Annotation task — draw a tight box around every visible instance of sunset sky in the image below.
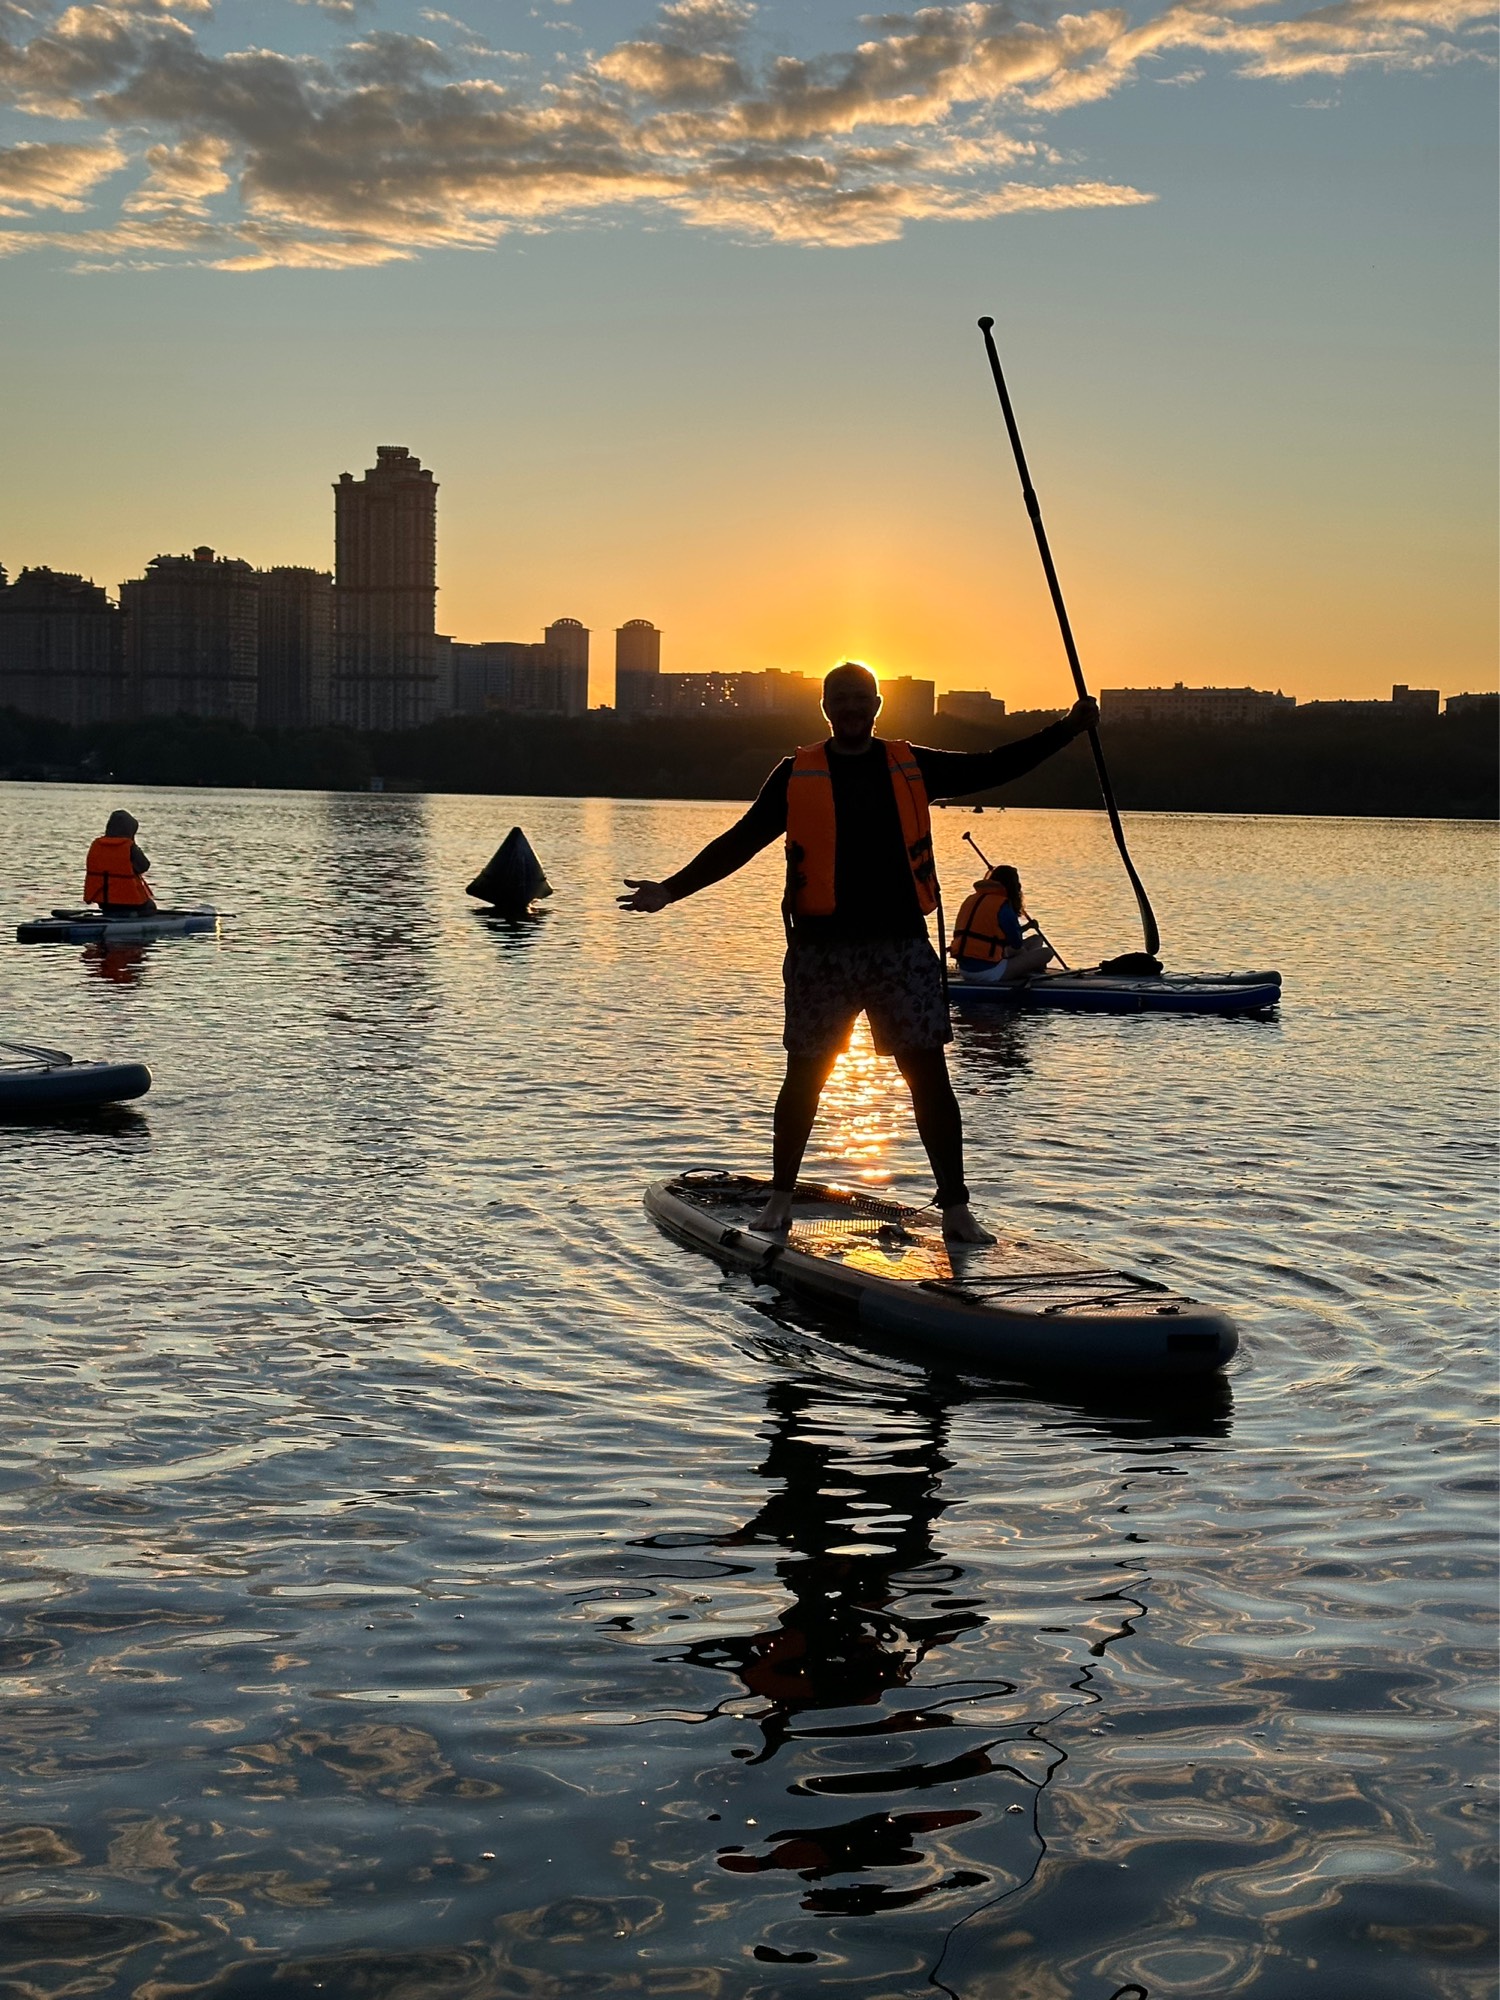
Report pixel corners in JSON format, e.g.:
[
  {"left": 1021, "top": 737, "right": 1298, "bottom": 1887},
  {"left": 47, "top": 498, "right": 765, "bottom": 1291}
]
[{"left": 1, "top": 0, "right": 1494, "bottom": 710}]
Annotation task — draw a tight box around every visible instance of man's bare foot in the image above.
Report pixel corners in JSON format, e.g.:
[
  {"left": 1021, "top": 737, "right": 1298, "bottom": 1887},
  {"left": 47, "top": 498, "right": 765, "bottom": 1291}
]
[
  {"left": 943, "top": 1202, "right": 997, "bottom": 1245},
  {"left": 755, "top": 1190, "right": 794, "bottom": 1233}
]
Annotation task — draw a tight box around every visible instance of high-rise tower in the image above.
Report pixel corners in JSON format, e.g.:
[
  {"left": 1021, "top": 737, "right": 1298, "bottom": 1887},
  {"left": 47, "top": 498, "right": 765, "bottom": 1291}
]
[
  {"left": 120, "top": 547, "right": 259, "bottom": 724},
  {"left": 258, "top": 566, "right": 333, "bottom": 728},
  {"left": 332, "top": 446, "right": 437, "bottom": 731},
  {"left": 542, "top": 617, "right": 589, "bottom": 714},
  {"left": 0, "top": 567, "right": 124, "bottom": 724},
  {"left": 614, "top": 619, "right": 660, "bottom": 714}
]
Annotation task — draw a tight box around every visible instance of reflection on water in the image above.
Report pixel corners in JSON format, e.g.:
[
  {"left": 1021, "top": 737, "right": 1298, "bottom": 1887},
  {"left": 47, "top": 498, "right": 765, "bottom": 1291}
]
[
  {"left": 80, "top": 942, "right": 149, "bottom": 986},
  {"left": 0, "top": 784, "right": 1493, "bottom": 1997},
  {"left": 473, "top": 907, "right": 551, "bottom": 951},
  {"left": 822, "top": 1019, "right": 908, "bottom": 1187}
]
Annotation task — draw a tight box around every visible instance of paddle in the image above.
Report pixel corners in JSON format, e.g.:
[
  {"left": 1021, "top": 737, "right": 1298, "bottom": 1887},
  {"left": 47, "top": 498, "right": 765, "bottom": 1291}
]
[
  {"left": 961, "top": 829, "right": 1072, "bottom": 971},
  {"left": 976, "top": 316, "right": 1162, "bottom": 963},
  {"left": 0, "top": 1037, "right": 72, "bottom": 1067}
]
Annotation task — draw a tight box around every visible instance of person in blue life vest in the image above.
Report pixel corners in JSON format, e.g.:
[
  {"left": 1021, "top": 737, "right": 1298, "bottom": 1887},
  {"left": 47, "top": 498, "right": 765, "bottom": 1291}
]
[
  {"left": 619, "top": 662, "right": 1096, "bottom": 1243},
  {"left": 948, "top": 862, "right": 1054, "bottom": 984}
]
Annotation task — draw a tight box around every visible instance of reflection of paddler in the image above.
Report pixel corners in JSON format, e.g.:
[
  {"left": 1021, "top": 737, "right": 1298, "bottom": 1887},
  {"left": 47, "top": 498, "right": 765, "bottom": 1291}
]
[
  {"left": 679, "top": 1377, "right": 982, "bottom": 1750},
  {"left": 673, "top": 1376, "right": 995, "bottom": 1911},
  {"left": 82, "top": 945, "right": 149, "bottom": 987},
  {"left": 84, "top": 810, "right": 156, "bottom": 916},
  {"left": 717, "top": 1804, "right": 981, "bottom": 1910}
]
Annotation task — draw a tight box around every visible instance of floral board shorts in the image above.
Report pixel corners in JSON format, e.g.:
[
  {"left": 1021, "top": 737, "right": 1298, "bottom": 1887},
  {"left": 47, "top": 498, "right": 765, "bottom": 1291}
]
[{"left": 782, "top": 936, "right": 951, "bottom": 1059}]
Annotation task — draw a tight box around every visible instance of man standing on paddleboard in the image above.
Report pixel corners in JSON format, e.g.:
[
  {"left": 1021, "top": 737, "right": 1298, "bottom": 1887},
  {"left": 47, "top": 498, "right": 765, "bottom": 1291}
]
[{"left": 619, "top": 662, "right": 1096, "bottom": 1243}]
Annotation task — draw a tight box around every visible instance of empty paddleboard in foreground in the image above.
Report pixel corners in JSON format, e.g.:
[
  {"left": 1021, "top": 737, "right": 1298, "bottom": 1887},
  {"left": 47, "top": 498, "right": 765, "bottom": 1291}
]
[
  {"left": 0, "top": 1052, "right": 151, "bottom": 1112},
  {"left": 646, "top": 1171, "right": 1238, "bottom": 1378}
]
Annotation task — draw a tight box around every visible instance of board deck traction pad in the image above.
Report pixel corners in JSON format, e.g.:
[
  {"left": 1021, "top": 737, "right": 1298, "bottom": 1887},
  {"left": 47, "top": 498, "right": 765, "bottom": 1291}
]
[
  {"left": 666, "top": 1170, "right": 1190, "bottom": 1316},
  {"left": 649, "top": 1171, "right": 1237, "bottom": 1373}
]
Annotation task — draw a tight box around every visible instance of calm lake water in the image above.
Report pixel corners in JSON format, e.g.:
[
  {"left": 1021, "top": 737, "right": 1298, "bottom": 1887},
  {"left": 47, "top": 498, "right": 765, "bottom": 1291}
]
[{"left": 0, "top": 781, "right": 1495, "bottom": 2000}]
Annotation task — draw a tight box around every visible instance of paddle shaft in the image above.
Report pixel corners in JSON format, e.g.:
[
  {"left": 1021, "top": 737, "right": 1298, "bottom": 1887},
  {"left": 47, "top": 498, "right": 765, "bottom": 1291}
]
[{"left": 976, "top": 317, "right": 1160, "bottom": 960}]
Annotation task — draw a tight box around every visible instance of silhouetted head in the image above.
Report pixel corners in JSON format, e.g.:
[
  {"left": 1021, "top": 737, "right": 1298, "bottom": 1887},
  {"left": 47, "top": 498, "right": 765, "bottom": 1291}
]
[
  {"left": 821, "top": 661, "right": 881, "bottom": 748},
  {"left": 105, "top": 810, "right": 139, "bottom": 838},
  {"left": 988, "top": 863, "right": 1024, "bottom": 912}
]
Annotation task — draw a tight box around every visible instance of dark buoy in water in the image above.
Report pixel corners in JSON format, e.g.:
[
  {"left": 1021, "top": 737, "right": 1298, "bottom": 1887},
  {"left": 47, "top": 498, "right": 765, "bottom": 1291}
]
[{"left": 466, "top": 827, "right": 552, "bottom": 916}]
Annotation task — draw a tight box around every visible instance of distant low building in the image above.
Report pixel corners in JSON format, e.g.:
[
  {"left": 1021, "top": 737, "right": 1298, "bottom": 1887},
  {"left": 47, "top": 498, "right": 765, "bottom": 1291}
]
[
  {"left": 1301, "top": 685, "right": 1445, "bottom": 717},
  {"left": 432, "top": 633, "right": 456, "bottom": 716},
  {"left": 1102, "top": 682, "right": 1296, "bottom": 726},
  {"left": 121, "top": 547, "right": 259, "bottom": 725},
  {"left": 725, "top": 669, "right": 819, "bottom": 717},
  {"left": 628, "top": 668, "right": 824, "bottom": 724},
  {"left": 938, "top": 689, "right": 1006, "bottom": 727},
  {"left": 0, "top": 566, "right": 123, "bottom": 724},
  {"left": 876, "top": 675, "right": 936, "bottom": 739},
  {"left": 1445, "top": 691, "right": 1499, "bottom": 720},
  {"left": 452, "top": 633, "right": 588, "bottom": 716},
  {"left": 627, "top": 665, "right": 926, "bottom": 729},
  {"left": 651, "top": 671, "right": 738, "bottom": 716},
  {"left": 627, "top": 667, "right": 820, "bottom": 722},
  {"left": 1391, "top": 683, "right": 1440, "bottom": 716},
  {"left": 1298, "top": 699, "right": 1389, "bottom": 714}
]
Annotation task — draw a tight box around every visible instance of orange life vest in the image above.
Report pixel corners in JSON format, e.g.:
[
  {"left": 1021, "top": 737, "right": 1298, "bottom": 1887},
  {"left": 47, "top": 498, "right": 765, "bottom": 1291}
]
[
  {"left": 948, "top": 881, "right": 1015, "bottom": 965},
  {"left": 784, "top": 739, "right": 938, "bottom": 919},
  {"left": 84, "top": 835, "right": 151, "bottom": 908}
]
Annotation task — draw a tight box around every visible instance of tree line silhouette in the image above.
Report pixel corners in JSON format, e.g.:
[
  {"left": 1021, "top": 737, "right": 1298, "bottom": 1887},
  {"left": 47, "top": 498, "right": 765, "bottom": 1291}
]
[{"left": 0, "top": 704, "right": 1493, "bottom": 818}]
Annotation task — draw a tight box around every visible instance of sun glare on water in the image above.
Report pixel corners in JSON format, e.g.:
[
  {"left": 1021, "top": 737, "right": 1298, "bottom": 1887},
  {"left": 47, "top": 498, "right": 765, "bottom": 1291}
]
[{"left": 821, "top": 1016, "right": 902, "bottom": 1187}]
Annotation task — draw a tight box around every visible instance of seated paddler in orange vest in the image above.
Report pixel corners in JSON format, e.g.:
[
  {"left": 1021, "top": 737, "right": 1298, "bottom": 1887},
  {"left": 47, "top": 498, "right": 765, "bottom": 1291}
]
[
  {"left": 619, "top": 661, "right": 1097, "bottom": 1243},
  {"left": 949, "top": 863, "right": 1054, "bottom": 984},
  {"left": 84, "top": 810, "right": 157, "bottom": 917}
]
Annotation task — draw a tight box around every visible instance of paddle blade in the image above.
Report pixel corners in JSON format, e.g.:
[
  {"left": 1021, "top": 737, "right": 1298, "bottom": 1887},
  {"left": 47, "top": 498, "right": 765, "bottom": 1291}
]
[{"left": 1097, "top": 951, "right": 1163, "bottom": 976}]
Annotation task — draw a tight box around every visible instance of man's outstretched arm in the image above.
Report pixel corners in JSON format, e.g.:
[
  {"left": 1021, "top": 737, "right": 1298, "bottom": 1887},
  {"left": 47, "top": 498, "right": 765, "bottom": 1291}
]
[
  {"left": 915, "top": 696, "right": 1098, "bottom": 800},
  {"left": 619, "top": 761, "right": 791, "bottom": 913}
]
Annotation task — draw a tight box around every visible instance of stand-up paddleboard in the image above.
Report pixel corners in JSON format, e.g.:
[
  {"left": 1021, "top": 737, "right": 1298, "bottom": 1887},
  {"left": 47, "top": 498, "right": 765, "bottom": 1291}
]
[
  {"left": 951, "top": 967, "right": 1281, "bottom": 1016},
  {"left": 16, "top": 907, "right": 218, "bottom": 945},
  {"left": 646, "top": 1172, "right": 1237, "bottom": 1378},
  {"left": 0, "top": 1040, "right": 151, "bottom": 1112}
]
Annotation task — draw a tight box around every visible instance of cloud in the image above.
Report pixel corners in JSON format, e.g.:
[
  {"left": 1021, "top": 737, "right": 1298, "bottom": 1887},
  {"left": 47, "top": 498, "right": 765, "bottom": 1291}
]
[
  {"left": 0, "top": 133, "right": 124, "bottom": 209},
  {"left": 0, "top": 0, "right": 1489, "bottom": 266},
  {"left": 0, "top": 5, "right": 177, "bottom": 117},
  {"left": 122, "top": 129, "right": 228, "bottom": 210}
]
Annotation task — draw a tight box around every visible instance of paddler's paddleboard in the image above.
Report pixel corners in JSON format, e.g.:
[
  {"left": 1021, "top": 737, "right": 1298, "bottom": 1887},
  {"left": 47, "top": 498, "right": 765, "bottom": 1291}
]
[
  {"left": 646, "top": 1171, "right": 1237, "bottom": 1378},
  {"left": 16, "top": 907, "right": 219, "bottom": 945},
  {"left": 951, "top": 968, "right": 1281, "bottom": 1016}
]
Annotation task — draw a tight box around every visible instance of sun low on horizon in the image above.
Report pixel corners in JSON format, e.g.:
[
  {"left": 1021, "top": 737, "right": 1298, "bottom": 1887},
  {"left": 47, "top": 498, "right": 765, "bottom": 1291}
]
[{"left": 1, "top": 0, "right": 1494, "bottom": 711}]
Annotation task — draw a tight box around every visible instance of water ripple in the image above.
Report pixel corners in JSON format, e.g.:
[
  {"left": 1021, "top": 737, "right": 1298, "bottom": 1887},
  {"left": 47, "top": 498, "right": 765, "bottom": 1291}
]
[{"left": 0, "top": 788, "right": 1493, "bottom": 1996}]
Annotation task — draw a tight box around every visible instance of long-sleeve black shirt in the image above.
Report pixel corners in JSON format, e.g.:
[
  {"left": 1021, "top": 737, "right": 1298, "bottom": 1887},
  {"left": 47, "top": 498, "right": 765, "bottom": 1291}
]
[{"left": 662, "top": 720, "right": 1076, "bottom": 941}]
